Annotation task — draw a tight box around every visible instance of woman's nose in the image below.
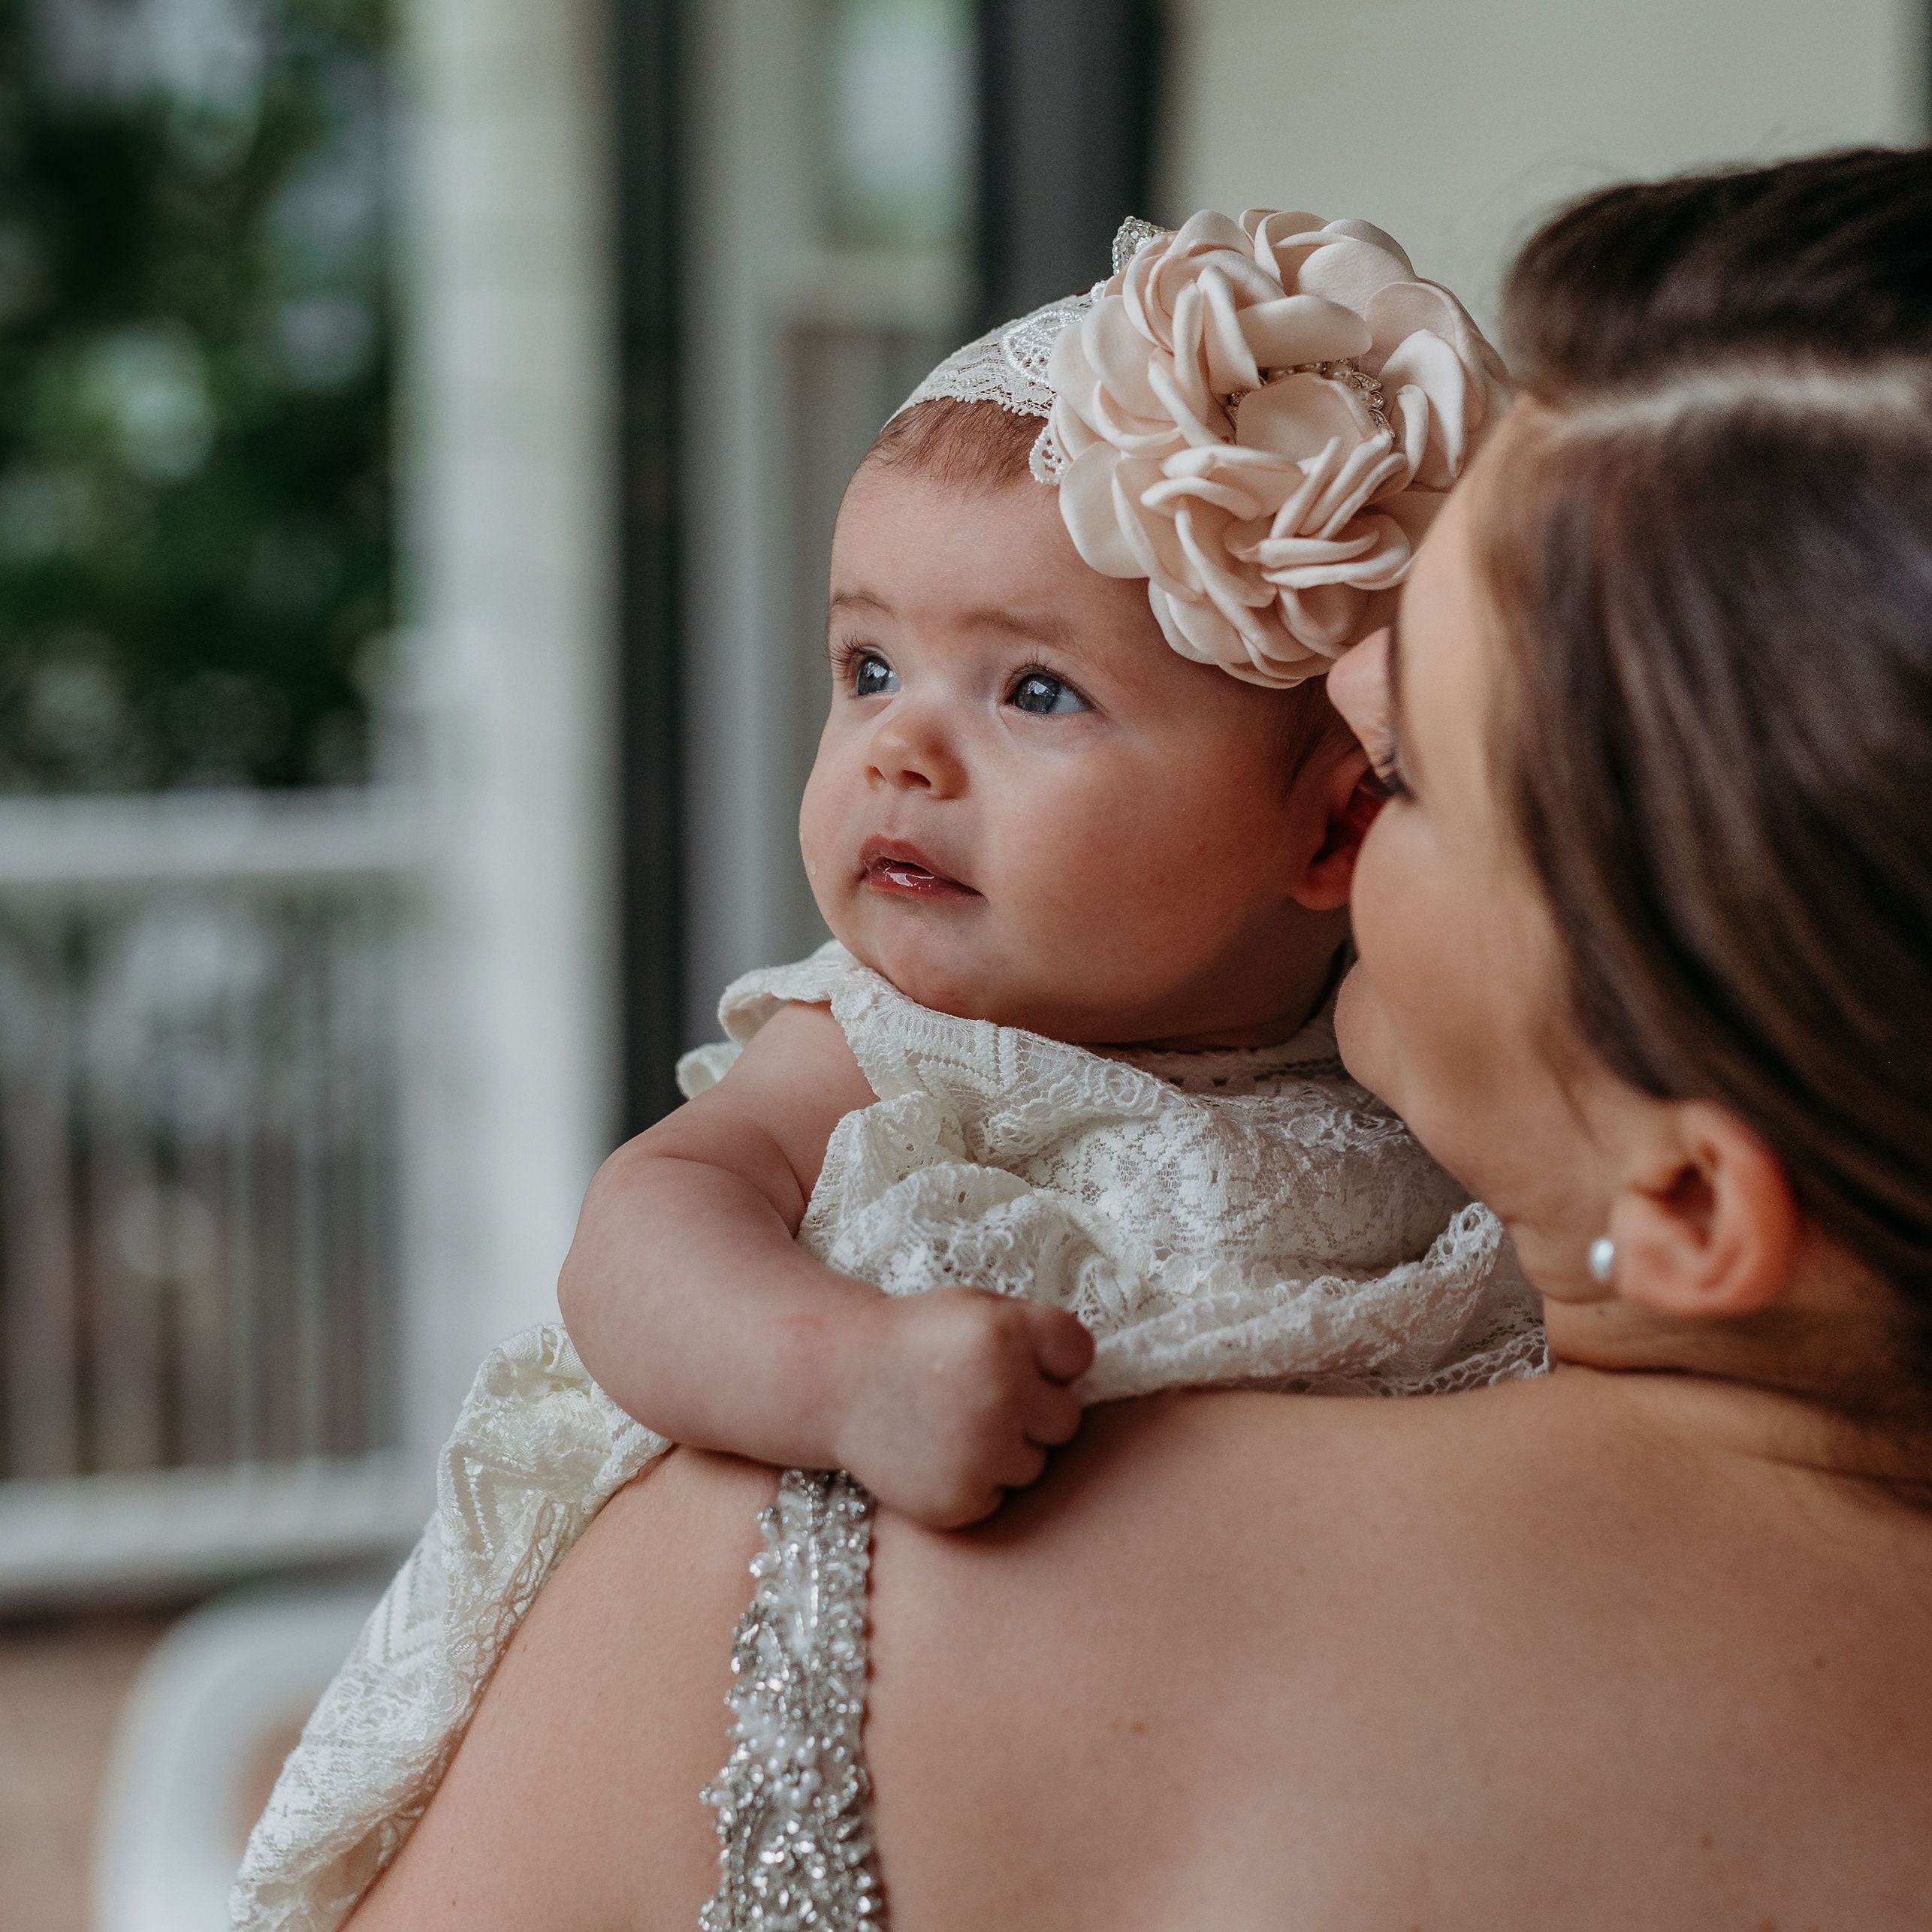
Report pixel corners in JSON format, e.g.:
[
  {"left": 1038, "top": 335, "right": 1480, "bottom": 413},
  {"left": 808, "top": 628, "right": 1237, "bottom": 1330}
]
[{"left": 865, "top": 701, "right": 965, "bottom": 795}]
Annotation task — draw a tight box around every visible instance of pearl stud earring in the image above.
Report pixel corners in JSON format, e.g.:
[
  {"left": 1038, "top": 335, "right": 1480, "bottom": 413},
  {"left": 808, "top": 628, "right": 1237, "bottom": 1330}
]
[{"left": 1587, "top": 1236, "right": 1617, "bottom": 1285}]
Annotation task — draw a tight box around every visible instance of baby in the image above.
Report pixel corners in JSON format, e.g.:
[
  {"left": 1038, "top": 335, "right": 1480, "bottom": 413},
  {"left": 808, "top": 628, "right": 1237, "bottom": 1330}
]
[
  {"left": 561, "top": 209, "right": 1537, "bottom": 1527},
  {"left": 232, "top": 210, "right": 1543, "bottom": 1930}
]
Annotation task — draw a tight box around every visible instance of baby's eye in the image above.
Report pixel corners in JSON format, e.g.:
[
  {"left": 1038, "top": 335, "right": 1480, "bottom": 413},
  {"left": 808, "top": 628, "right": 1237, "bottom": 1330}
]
[
  {"left": 853, "top": 653, "right": 898, "bottom": 698},
  {"left": 1010, "top": 672, "right": 1091, "bottom": 716}
]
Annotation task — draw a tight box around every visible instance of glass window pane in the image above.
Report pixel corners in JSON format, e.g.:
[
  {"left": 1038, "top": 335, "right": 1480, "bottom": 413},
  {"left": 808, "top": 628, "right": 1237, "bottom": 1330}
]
[{"left": 0, "top": 0, "right": 394, "bottom": 792}]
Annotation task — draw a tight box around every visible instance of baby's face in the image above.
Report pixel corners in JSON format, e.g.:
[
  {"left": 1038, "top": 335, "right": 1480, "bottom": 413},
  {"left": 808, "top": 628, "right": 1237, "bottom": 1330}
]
[{"left": 799, "top": 462, "right": 1354, "bottom": 1045}]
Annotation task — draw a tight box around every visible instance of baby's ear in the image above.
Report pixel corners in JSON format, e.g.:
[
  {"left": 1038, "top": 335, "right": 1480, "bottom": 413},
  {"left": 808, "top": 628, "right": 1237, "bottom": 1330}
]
[{"left": 1288, "top": 728, "right": 1378, "bottom": 911}]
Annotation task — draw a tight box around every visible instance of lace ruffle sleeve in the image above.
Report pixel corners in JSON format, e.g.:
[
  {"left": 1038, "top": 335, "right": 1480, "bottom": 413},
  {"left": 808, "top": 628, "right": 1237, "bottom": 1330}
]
[{"left": 230, "top": 1327, "right": 667, "bottom": 1931}]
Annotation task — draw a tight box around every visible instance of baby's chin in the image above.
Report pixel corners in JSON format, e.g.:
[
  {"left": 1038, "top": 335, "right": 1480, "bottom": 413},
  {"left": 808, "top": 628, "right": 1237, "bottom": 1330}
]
[
  {"left": 828, "top": 902, "right": 1106, "bottom": 1034},
  {"left": 832, "top": 916, "right": 1028, "bottom": 1027}
]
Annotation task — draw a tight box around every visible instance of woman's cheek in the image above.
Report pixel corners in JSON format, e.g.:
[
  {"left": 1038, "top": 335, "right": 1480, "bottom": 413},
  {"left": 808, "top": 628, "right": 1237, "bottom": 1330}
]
[
  {"left": 1333, "top": 960, "right": 1394, "bottom": 1099},
  {"left": 1335, "top": 819, "right": 1456, "bottom": 1129}
]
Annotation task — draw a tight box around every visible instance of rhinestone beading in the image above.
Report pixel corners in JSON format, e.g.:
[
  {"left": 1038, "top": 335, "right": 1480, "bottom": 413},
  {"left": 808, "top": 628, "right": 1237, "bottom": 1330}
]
[
  {"left": 700, "top": 1470, "right": 884, "bottom": 1931},
  {"left": 1111, "top": 214, "right": 1166, "bottom": 274}
]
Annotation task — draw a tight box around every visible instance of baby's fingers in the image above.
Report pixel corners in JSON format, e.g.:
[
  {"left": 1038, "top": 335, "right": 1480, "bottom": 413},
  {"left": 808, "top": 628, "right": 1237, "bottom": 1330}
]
[
  {"left": 996, "top": 1436, "right": 1049, "bottom": 1493},
  {"left": 1024, "top": 1378, "right": 1084, "bottom": 1449},
  {"left": 1022, "top": 1305, "right": 1094, "bottom": 1384}
]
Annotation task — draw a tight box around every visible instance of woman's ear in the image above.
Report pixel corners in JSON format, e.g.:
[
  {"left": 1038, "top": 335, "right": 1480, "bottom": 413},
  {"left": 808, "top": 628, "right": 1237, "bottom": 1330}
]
[
  {"left": 1603, "top": 1102, "right": 1798, "bottom": 1321},
  {"left": 1289, "top": 735, "right": 1381, "bottom": 912}
]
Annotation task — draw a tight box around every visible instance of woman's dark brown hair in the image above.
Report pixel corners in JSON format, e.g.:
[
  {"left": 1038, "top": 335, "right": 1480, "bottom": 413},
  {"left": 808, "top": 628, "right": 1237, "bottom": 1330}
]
[{"left": 1489, "top": 146, "right": 1932, "bottom": 1408}]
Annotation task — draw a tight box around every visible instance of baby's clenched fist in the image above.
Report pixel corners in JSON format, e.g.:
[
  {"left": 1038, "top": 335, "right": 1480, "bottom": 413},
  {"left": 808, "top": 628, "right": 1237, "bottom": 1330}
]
[{"left": 832, "top": 1287, "right": 1094, "bottom": 1527}]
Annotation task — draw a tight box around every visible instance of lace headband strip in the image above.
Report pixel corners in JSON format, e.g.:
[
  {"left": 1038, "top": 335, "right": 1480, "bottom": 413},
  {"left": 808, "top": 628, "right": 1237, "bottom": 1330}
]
[{"left": 895, "top": 210, "right": 1510, "bottom": 688}]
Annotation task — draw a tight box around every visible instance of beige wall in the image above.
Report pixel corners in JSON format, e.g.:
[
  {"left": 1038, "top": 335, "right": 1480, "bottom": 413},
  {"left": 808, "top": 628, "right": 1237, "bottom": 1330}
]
[{"left": 1164, "top": 0, "right": 1926, "bottom": 332}]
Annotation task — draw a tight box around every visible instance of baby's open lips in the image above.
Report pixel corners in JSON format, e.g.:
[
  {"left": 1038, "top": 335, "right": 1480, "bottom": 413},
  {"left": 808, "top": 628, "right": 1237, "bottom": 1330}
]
[{"left": 859, "top": 836, "right": 980, "bottom": 900}]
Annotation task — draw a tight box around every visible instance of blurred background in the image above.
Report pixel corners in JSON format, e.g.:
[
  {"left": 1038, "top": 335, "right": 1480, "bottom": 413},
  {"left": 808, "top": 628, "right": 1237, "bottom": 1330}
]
[{"left": 0, "top": 0, "right": 1921, "bottom": 1924}]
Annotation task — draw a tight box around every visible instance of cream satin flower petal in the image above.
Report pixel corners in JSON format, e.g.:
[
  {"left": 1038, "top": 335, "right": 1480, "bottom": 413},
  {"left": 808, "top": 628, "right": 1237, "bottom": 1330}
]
[
  {"left": 1254, "top": 512, "right": 1411, "bottom": 590},
  {"left": 1294, "top": 236, "right": 1417, "bottom": 315},
  {"left": 1167, "top": 208, "right": 1253, "bottom": 255},
  {"left": 1360, "top": 279, "right": 1464, "bottom": 361},
  {"left": 1164, "top": 285, "right": 1222, "bottom": 432},
  {"left": 1142, "top": 468, "right": 1271, "bottom": 522},
  {"left": 1046, "top": 309, "right": 1105, "bottom": 418},
  {"left": 1058, "top": 445, "right": 1144, "bottom": 578},
  {"left": 1110, "top": 460, "right": 1194, "bottom": 593},
  {"left": 1050, "top": 394, "right": 1103, "bottom": 462},
  {"left": 1175, "top": 504, "right": 1274, "bottom": 623},
  {"left": 1318, "top": 219, "right": 1416, "bottom": 276},
  {"left": 1387, "top": 381, "right": 1432, "bottom": 482},
  {"left": 1279, "top": 579, "right": 1369, "bottom": 654},
  {"left": 1233, "top": 373, "right": 1366, "bottom": 463},
  {"left": 1146, "top": 351, "right": 1230, "bottom": 451},
  {"left": 1198, "top": 267, "right": 1263, "bottom": 396},
  {"left": 1236, "top": 294, "right": 1372, "bottom": 370},
  {"left": 1146, "top": 582, "right": 1227, "bottom": 666},
  {"left": 1243, "top": 211, "right": 1336, "bottom": 288},
  {"left": 1153, "top": 576, "right": 1267, "bottom": 677},
  {"left": 1123, "top": 213, "right": 1257, "bottom": 345},
  {"left": 1242, "top": 207, "right": 1328, "bottom": 250},
  {"left": 1236, "top": 207, "right": 1329, "bottom": 240},
  {"left": 1236, "top": 521, "right": 1389, "bottom": 576},
  {"left": 1378, "top": 329, "right": 1472, "bottom": 488},
  {"left": 1302, "top": 435, "right": 1408, "bottom": 535},
  {"left": 1080, "top": 297, "right": 1164, "bottom": 417},
  {"left": 1091, "top": 373, "right": 1190, "bottom": 459}
]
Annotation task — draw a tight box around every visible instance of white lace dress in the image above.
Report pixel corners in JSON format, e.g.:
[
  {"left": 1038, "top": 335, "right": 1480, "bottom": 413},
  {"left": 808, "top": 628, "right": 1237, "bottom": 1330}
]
[{"left": 231, "top": 943, "right": 1544, "bottom": 1931}]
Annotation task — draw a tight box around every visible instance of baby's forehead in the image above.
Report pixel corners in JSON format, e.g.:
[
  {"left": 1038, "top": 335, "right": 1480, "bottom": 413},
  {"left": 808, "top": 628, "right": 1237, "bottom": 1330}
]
[{"left": 833, "top": 466, "right": 1153, "bottom": 646}]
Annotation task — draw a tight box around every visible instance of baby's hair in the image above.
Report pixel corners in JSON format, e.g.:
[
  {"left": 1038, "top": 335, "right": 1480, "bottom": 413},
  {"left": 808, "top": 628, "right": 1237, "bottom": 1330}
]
[
  {"left": 857, "top": 395, "right": 1348, "bottom": 792},
  {"left": 864, "top": 395, "right": 1043, "bottom": 491}
]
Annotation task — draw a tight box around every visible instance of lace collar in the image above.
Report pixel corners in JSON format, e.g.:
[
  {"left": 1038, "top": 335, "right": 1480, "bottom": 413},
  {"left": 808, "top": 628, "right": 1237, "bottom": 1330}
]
[{"left": 1104, "top": 996, "right": 1349, "bottom": 1095}]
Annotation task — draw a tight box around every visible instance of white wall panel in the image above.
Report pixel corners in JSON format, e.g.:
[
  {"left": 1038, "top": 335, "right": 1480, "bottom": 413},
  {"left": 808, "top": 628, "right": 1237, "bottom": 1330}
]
[
  {"left": 1164, "top": 0, "right": 1926, "bottom": 332},
  {"left": 403, "top": 0, "right": 618, "bottom": 1397}
]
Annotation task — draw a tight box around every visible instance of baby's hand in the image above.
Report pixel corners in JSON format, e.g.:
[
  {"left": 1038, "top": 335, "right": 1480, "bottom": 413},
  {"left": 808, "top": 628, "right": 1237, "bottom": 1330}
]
[{"left": 835, "top": 1289, "right": 1095, "bottom": 1528}]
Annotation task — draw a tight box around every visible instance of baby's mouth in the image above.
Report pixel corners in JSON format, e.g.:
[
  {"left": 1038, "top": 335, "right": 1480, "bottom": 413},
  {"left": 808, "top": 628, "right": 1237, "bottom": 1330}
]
[{"left": 859, "top": 836, "right": 979, "bottom": 901}]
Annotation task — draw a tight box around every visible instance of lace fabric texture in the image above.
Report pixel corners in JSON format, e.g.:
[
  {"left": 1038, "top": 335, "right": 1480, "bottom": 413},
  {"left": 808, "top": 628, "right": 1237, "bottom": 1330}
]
[
  {"left": 696, "top": 943, "right": 1542, "bottom": 1403},
  {"left": 701, "top": 1472, "right": 883, "bottom": 1930},
  {"left": 228, "top": 1330, "right": 670, "bottom": 1930},
  {"left": 232, "top": 942, "right": 1544, "bottom": 1930}
]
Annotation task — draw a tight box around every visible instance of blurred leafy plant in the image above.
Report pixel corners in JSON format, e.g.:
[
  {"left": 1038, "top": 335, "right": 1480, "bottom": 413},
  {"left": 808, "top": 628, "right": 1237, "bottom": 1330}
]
[{"left": 0, "top": 0, "right": 392, "bottom": 790}]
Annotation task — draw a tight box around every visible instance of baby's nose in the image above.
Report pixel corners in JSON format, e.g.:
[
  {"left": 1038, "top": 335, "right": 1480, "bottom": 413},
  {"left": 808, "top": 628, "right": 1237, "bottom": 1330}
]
[{"left": 867, "top": 706, "right": 965, "bottom": 795}]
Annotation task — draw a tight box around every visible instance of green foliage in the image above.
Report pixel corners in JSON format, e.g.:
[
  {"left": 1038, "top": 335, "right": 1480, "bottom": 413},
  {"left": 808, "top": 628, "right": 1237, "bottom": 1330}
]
[{"left": 0, "top": 0, "right": 392, "bottom": 790}]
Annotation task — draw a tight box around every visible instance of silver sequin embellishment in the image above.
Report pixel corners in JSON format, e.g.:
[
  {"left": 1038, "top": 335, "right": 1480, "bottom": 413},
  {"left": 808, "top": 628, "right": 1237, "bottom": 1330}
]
[
  {"left": 1112, "top": 214, "right": 1166, "bottom": 273},
  {"left": 701, "top": 1470, "right": 885, "bottom": 1930}
]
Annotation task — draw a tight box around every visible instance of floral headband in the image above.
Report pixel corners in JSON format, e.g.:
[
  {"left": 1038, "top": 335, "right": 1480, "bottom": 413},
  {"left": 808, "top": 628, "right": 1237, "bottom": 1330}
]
[{"left": 895, "top": 210, "right": 1510, "bottom": 687}]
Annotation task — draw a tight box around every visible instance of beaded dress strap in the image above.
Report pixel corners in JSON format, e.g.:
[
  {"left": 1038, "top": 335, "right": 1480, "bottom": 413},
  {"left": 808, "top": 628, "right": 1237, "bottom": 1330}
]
[{"left": 702, "top": 1470, "right": 886, "bottom": 1930}]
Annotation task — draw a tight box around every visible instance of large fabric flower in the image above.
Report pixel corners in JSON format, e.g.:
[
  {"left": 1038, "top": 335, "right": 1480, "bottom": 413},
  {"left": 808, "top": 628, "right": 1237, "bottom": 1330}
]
[{"left": 1046, "top": 210, "right": 1510, "bottom": 686}]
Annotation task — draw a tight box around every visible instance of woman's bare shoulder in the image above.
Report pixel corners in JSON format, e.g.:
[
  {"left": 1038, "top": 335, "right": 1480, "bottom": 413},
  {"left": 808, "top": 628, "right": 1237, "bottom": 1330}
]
[
  {"left": 862, "top": 1378, "right": 1932, "bottom": 1930},
  {"left": 349, "top": 1379, "right": 1932, "bottom": 1932}
]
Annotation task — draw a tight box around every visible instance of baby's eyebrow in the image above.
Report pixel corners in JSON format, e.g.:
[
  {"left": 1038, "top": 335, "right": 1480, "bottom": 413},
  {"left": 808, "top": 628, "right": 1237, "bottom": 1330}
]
[
  {"left": 828, "top": 590, "right": 1086, "bottom": 657},
  {"left": 829, "top": 590, "right": 892, "bottom": 620},
  {"left": 960, "top": 606, "right": 1084, "bottom": 654}
]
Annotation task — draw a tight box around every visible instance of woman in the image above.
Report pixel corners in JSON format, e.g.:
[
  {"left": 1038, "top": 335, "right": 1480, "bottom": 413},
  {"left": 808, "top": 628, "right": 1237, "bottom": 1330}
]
[{"left": 347, "top": 147, "right": 1932, "bottom": 1927}]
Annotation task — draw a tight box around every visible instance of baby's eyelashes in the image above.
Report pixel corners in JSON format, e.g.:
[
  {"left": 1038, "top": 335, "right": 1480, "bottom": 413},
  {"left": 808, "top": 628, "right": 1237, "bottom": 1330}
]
[{"left": 830, "top": 641, "right": 900, "bottom": 698}]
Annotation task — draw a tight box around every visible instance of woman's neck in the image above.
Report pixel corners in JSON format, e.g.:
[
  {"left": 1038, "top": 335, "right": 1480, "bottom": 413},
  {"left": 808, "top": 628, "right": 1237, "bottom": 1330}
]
[{"left": 1541, "top": 1254, "right": 1932, "bottom": 1501}]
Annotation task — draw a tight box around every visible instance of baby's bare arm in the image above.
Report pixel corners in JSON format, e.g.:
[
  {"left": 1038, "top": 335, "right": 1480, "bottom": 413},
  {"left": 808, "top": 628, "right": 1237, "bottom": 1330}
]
[{"left": 559, "top": 1004, "right": 1093, "bottom": 1523}]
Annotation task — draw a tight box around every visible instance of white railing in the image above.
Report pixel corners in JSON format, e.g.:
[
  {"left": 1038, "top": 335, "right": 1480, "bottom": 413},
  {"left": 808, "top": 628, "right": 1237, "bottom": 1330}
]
[{"left": 0, "top": 789, "right": 436, "bottom": 1603}]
